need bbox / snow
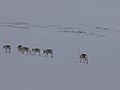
[0,23,120,90]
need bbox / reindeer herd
[3,44,53,58]
[2,44,88,64]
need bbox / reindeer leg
[80,58,82,63]
[86,59,88,64]
[6,49,7,53]
[45,54,46,57]
[29,50,31,55]
[39,52,41,56]
[5,49,7,53]
[47,54,48,58]
[51,55,53,58]
[9,48,11,53]
[26,51,28,55]
[10,49,11,53]
[32,52,34,55]
[51,53,53,58]
[83,58,86,63]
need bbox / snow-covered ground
[0,23,120,90]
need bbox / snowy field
[0,22,120,90]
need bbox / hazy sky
[0,0,120,27]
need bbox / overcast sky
[0,0,120,27]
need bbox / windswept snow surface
[0,24,120,90]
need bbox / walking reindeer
[43,49,53,58]
[17,45,22,52]
[3,45,11,53]
[31,48,41,56]
[17,45,31,55]
[79,52,88,64]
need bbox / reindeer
[21,47,31,55]
[79,52,88,64]
[17,45,22,52]
[43,49,53,58]
[17,45,31,55]
[3,45,11,53]
[31,48,41,56]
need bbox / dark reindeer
[3,45,11,53]
[43,49,53,58]
[79,53,88,64]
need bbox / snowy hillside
[0,22,120,90]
